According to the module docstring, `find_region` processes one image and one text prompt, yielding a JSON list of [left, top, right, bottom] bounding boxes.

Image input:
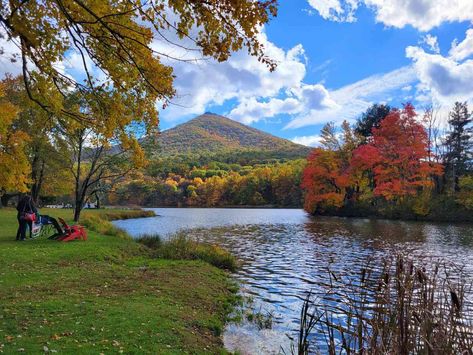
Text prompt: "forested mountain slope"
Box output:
[[145, 112, 311, 158]]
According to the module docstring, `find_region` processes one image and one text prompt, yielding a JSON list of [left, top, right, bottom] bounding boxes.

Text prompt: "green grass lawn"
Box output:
[[0, 208, 237, 354]]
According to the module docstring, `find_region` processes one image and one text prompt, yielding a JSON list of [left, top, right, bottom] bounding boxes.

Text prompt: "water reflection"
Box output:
[[114, 208, 473, 354], [113, 208, 310, 237]]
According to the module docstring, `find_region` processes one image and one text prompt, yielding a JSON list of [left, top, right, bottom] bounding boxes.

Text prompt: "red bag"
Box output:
[[22, 213, 36, 222]]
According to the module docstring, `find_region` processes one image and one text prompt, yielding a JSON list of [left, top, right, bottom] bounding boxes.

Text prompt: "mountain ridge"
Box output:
[[146, 112, 311, 158]]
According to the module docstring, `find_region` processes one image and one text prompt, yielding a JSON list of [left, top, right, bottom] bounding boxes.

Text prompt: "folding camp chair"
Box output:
[[55, 218, 87, 242], [31, 215, 55, 239]]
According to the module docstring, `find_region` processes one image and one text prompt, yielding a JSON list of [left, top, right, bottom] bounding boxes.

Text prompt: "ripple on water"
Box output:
[[114, 209, 473, 354], [184, 221, 473, 354]]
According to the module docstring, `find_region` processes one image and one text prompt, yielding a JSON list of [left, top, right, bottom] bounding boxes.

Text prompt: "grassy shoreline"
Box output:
[[0, 208, 238, 354]]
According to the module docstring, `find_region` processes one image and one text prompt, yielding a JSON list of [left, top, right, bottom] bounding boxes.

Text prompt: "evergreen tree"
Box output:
[[444, 102, 473, 192], [354, 104, 391, 141]]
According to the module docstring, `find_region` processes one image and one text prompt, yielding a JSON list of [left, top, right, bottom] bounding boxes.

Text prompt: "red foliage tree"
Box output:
[[351, 104, 443, 201]]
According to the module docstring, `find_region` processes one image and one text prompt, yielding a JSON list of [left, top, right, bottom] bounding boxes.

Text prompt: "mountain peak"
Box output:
[[152, 114, 311, 158], [193, 112, 230, 122]]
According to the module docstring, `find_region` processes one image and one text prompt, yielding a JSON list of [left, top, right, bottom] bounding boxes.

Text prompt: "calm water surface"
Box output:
[[114, 208, 473, 354]]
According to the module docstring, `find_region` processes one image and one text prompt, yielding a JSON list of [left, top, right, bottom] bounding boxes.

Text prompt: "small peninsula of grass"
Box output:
[[0, 208, 238, 354], [137, 233, 237, 272]]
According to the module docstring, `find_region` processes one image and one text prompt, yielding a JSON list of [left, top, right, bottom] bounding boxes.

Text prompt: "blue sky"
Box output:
[[156, 0, 473, 146], [1, 0, 472, 146]]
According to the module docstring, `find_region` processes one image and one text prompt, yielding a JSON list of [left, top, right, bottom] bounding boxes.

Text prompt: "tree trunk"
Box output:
[[95, 191, 101, 209], [31, 159, 45, 204], [31, 148, 39, 203], [73, 132, 84, 222], [73, 203, 82, 222]]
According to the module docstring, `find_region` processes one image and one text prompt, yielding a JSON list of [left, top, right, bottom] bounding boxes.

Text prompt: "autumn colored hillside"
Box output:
[[147, 113, 311, 158], [107, 113, 310, 207]]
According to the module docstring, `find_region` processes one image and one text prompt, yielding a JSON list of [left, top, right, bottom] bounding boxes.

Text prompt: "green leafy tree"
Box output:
[[457, 176, 473, 209], [2, 75, 72, 204], [58, 93, 147, 221]]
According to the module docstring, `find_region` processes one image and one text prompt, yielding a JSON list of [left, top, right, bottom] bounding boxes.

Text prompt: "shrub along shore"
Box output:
[[312, 196, 473, 223], [0, 208, 238, 354]]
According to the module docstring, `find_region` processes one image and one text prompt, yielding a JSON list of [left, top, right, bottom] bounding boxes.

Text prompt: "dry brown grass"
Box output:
[[294, 255, 473, 354]]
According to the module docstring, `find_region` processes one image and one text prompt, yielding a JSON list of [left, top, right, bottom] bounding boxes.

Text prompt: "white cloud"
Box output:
[[0, 29, 109, 85], [449, 28, 473, 61], [291, 134, 323, 147], [229, 97, 301, 124], [333, 65, 415, 101], [284, 66, 416, 129], [228, 61, 416, 130], [313, 59, 332, 74], [156, 30, 308, 122], [293, 84, 339, 110], [366, 0, 473, 31], [228, 83, 339, 123], [306, 0, 473, 31], [62, 49, 111, 86], [285, 99, 365, 129], [0, 32, 22, 76], [399, 28, 473, 123], [406, 45, 473, 104], [421, 34, 440, 53], [306, 0, 359, 22]]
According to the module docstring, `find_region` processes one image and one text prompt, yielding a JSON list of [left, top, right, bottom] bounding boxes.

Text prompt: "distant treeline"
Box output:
[[301, 103, 473, 222], [109, 158, 305, 207]]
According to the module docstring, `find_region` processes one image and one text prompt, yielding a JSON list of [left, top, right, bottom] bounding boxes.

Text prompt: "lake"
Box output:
[[113, 208, 473, 354]]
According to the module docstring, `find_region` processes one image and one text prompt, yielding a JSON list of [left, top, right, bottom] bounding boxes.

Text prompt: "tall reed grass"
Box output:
[[293, 255, 473, 354]]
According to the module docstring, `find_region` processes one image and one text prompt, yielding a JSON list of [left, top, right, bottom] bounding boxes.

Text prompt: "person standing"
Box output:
[[16, 195, 37, 241]]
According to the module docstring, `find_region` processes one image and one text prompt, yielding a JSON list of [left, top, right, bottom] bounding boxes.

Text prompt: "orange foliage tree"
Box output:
[[301, 148, 351, 213], [0, 81, 30, 194]]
